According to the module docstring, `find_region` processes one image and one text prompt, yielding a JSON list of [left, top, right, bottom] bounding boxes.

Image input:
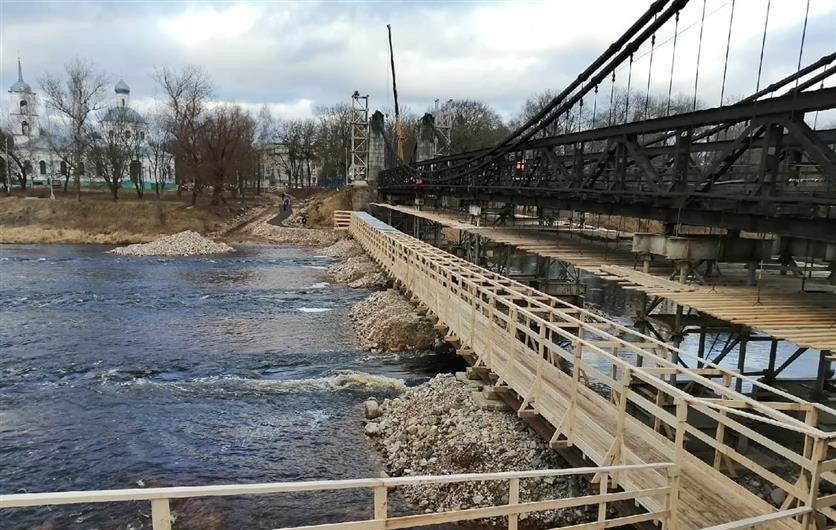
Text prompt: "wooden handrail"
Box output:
[[348, 212, 836, 530], [369, 207, 836, 425], [1, 465, 678, 530]]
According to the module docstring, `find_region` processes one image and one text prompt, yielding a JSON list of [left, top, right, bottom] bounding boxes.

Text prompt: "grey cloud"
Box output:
[[2, 0, 833, 123]]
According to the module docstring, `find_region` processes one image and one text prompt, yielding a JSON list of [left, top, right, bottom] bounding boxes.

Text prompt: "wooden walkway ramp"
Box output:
[[372, 204, 836, 352], [349, 212, 836, 530]]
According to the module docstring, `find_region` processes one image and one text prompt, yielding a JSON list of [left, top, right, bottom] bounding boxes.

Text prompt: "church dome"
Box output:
[[9, 59, 32, 93], [115, 79, 130, 94], [102, 106, 143, 123], [9, 78, 32, 93]]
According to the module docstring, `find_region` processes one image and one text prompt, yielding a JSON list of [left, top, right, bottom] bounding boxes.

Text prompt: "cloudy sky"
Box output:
[[1, 0, 834, 122]]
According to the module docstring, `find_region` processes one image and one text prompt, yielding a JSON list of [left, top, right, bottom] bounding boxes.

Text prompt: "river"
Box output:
[[1, 240, 822, 530], [0, 244, 461, 530]]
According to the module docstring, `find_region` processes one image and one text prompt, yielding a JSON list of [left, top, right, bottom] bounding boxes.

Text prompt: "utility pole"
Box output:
[[387, 24, 405, 162]]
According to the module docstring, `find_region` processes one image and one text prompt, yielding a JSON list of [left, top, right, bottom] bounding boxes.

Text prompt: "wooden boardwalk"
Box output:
[[350, 211, 836, 530], [372, 204, 836, 353]]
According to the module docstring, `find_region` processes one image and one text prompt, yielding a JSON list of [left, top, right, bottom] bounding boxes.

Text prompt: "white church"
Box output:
[[5, 60, 173, 191]]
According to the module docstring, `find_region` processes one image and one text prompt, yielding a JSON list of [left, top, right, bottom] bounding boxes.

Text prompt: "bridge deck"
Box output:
[[372, 204, 836, 352], [349, 211, 836, 530]]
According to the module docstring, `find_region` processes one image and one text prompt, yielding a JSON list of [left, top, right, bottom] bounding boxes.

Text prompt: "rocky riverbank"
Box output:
[[110, 230, 234, 256], [327, 253, 390, 289], [363, 374, 593, 528], [350, 290, 438, 353], [248, 222, 342, 246], [321, 239, 365, 258]]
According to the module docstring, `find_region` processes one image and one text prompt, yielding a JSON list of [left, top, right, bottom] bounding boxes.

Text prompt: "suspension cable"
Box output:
[[645, 32, 656, 118], [666, 10, 681, 115], [692, 0, 707, 111], [608, 70, 617, 126], [755, 0, 772, 93], [719, 0, 735, 105], [625, 53, 635, 122], [795, 0, 811, 88], [813, 68, 826, 129]]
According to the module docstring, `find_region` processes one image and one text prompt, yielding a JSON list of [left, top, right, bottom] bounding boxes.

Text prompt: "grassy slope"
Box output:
[[0, 192, 265, 244]]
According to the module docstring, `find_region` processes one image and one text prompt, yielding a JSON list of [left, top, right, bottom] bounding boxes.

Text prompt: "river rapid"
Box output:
[[0, 244, 461, 530]]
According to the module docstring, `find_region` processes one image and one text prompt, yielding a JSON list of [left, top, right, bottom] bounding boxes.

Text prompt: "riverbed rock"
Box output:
[[364, 399, 382, 420], [249, 222, 340, 246], [364, 422, 381, 436], [321, 239, 364, 258], [110, 230, 234, 256], [364, 374, 593, 527], [349, 290, 437, 352], [327, 255, 390, 290]]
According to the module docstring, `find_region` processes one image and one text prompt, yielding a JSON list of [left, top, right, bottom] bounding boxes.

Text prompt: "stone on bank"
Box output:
[[364, 374, 594, 528]]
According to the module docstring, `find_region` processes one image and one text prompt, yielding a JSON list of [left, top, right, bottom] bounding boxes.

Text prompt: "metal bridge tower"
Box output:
[[349, 91, 369, 184], [433, 98, 453, 158]]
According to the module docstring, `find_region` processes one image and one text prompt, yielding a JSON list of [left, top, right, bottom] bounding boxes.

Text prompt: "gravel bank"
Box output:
[[363, 374, 593, 527], [110, 230, 234, 256], [249, 222, 341, 246], [349, 289, 438, 353], [321, 239, 364, 258], [327, 255, 390, 289]]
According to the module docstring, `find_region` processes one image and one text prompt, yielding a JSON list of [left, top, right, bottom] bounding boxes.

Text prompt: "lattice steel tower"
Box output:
[[349, 91, 369, 183], [433, 98, 453, 158]]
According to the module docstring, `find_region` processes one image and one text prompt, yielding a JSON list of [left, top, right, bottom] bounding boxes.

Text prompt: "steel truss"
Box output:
[[380, 88, 836, 241]]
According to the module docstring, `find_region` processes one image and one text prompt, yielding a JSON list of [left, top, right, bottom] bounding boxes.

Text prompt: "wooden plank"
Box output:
[[697, 507, 811, 530]]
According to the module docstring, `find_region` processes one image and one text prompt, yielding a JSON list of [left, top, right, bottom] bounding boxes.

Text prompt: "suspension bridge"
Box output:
[[364, 1, 836, 528], [377, 0, 836, 243]]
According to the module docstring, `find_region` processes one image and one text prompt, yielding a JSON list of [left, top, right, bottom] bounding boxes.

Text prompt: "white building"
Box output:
[[5, 60, 173, 192]]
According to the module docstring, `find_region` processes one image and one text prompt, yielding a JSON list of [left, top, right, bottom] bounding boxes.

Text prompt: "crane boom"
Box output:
[[387, 24, 405, 161]]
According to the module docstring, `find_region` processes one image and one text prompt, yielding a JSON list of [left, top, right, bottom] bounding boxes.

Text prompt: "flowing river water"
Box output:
[[0, 244, 461, 530], [1, 241, 821, 529]]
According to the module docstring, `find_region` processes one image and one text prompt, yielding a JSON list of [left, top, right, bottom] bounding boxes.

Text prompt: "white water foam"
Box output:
[[120, 371, 406, 394], [307, 282, 330, 289], [298, 307, 331, 313]]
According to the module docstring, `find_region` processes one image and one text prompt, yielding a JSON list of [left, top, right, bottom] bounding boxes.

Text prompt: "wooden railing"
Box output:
[[334, 210, 352, 230], [349, 212, 836, 530], [1, 464, 677, 530]]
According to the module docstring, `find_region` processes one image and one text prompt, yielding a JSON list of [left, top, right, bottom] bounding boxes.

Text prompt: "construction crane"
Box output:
[[387, 24, 405, 162]]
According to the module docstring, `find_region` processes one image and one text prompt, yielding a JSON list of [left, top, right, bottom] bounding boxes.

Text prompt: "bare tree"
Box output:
[[254, 104, 278, 193], [0, 127, 26, 192], [200, 104, 256, 204], [444, 100, 509, 154], [314, 103, 352, 182], [154, 65, 213, 205], [275, 118, 318, 188], [88, 106, 145, 200], [40, 58, 109, 200], [145, 109, 174, 199]]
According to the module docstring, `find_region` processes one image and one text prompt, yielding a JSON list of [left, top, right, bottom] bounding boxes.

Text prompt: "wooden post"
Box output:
[[508, 478, 520, 530], [150, 498, 172, 530], [373, 485, 388, 521], [597, 473, 608, 526], [674, 399, 687, 468], [735, 335, 748, 393], [713, 407, 727, 471], [802, 438, 826, 530], [666, 467, 682, 530], [612, 369, 631, 488], [566, 333, 584, 446]]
